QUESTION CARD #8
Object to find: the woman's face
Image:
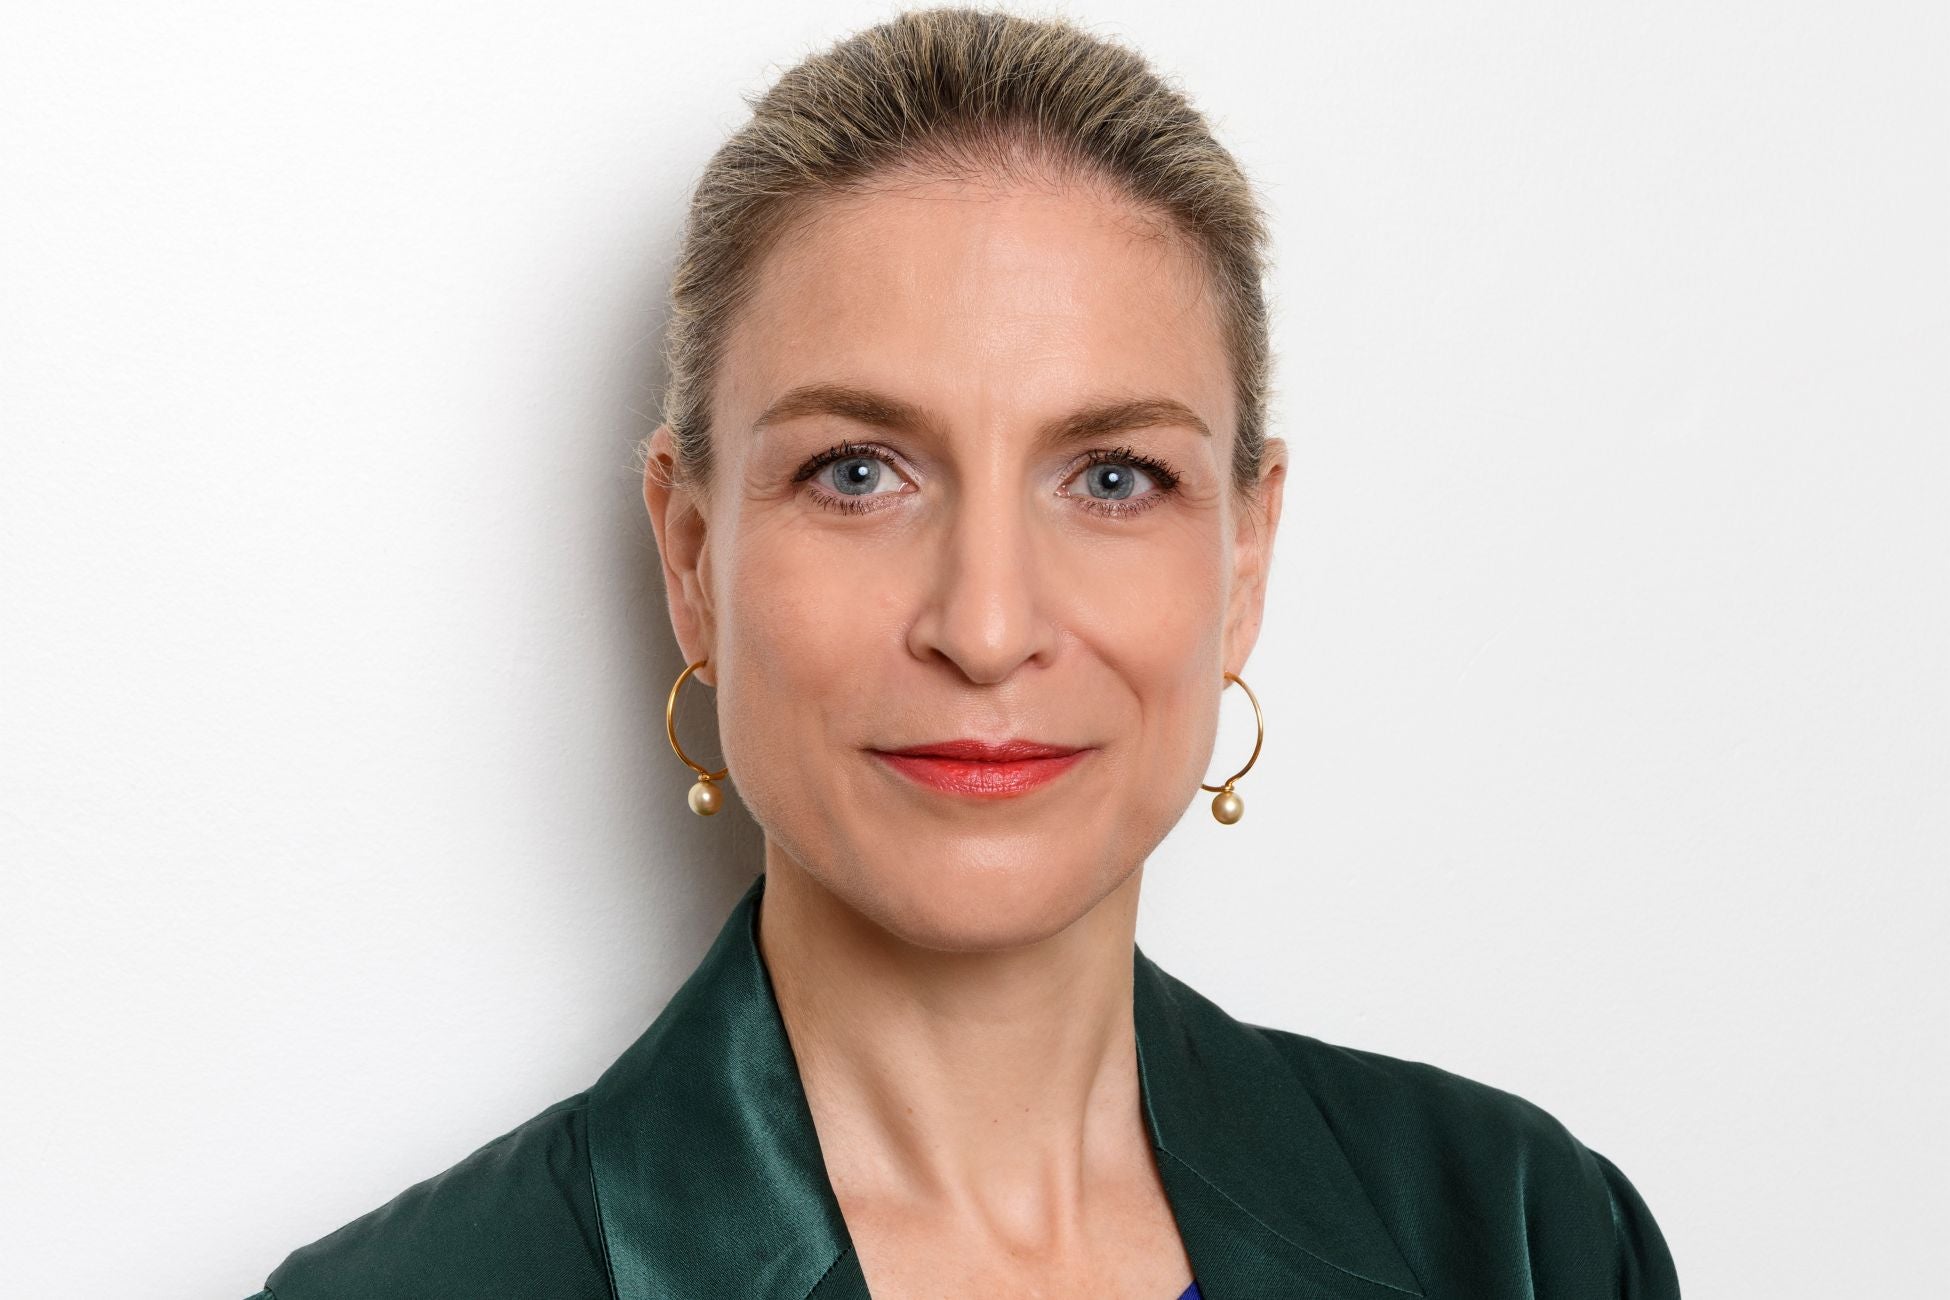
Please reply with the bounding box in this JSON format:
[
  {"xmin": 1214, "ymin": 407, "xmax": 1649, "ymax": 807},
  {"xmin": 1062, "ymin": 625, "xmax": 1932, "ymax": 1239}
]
[{"xmin": 644, "ymin": 171, "xmax": 1286, "ymax": 951}]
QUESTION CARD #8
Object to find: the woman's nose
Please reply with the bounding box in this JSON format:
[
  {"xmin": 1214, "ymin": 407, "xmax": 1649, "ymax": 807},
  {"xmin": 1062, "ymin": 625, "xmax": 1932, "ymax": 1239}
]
[{"xmin": 903, "ymin": 487, "xmax": 1059, "ymax": 686}]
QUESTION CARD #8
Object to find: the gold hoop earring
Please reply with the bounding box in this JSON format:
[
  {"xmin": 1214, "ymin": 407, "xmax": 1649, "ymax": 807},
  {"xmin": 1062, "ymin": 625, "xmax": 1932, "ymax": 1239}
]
[
  {"xmin": 1199, "ymin": 670, "xmax": 1263, "ymax": 824},
  {"xmin": 666, "ymin": 658, "xmax": 730, "ymax": 816}
]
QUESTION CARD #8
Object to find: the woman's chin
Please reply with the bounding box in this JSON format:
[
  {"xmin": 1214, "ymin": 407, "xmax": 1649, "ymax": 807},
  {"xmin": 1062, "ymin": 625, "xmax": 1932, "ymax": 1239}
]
[{"xmin": 846, "ymin": 854, "xmax": 1128, "ymax": 954}]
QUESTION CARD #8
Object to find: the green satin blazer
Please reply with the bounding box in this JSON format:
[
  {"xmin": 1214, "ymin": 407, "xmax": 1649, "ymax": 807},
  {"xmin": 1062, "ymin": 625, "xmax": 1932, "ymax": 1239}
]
[{"xmin": 246, "ymin": 872, "xmax": 1679, "ymax": 1299}]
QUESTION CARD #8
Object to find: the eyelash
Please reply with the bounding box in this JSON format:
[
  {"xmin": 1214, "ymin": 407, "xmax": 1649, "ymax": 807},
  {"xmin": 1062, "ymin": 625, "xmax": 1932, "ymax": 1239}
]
[{"xmin": 792, "ymin": 441, "xmax": 1182, "ymax": 519}]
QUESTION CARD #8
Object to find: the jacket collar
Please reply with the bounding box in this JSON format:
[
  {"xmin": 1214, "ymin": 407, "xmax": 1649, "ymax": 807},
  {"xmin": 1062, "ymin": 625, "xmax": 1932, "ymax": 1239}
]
[{"xmin": 587, "ymin": 873, "xmax": 1424, "ymax": 1299}]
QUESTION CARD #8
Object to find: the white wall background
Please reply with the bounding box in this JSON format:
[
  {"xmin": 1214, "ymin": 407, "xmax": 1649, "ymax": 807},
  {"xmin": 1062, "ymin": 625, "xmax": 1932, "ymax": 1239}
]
[{"xmin": 3, "ymin": 2, "xmax": 1944, "ymax": 1295}]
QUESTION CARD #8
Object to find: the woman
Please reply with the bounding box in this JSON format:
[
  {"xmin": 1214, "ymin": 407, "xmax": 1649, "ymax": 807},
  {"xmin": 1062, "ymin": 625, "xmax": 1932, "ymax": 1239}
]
[{"xmin": 247, "ymin": 8, "xmax": 1678, "ymax": 1298}]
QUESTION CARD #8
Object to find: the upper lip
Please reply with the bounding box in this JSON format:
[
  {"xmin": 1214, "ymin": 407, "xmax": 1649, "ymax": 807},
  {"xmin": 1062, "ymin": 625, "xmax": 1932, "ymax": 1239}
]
[{"xmin": 875, "ymin": 739, "xmax": 1085, "ymax": 761}]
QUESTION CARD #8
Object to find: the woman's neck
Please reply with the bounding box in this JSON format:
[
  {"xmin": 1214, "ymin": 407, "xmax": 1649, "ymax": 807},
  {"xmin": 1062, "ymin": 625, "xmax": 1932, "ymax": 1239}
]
[{"xmin": 755, "ymin": 847, "xmax": 1154, "ymax": 1236}]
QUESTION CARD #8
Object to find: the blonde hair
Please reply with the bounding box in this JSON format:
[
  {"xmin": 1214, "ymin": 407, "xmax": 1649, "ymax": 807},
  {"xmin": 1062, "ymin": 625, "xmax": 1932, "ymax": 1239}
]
[{"xmin": 647, "ymin": 6, "xmax": 1275, "ymax": 501}]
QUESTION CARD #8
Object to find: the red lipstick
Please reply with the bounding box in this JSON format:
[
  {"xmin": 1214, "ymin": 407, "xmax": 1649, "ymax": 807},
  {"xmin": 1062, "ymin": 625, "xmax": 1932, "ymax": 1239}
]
[{"xmin": 870, "ymin": 739, "xmax": 1089, "ymax": 797}]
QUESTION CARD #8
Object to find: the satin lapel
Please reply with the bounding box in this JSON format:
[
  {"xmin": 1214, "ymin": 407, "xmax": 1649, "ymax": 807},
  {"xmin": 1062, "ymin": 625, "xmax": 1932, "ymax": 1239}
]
[
  {"xmin": 1131, "ymin": 947, "xmax": 1426, "ymax": 1299},
  {"xmin": 587, "ymin": 873, "xmax": 1423, "ymax": 1300},
  {"xmin": 587, "ymin": 874, "xmax": 854, "ymax": 1300}
]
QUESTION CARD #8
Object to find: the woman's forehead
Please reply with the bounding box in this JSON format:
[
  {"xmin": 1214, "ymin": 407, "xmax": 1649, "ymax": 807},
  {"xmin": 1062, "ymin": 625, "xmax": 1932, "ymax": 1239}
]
[{"xmin": 718, "ymin": 177, "xmax": 1232, "ymax": 439}]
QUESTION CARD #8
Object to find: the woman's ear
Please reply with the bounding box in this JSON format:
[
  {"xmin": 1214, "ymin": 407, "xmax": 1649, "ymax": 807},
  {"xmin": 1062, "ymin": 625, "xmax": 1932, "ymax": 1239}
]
[
  {"xmin": 1222, "ymin": 434, "xmax": 1289, "ymax": 678},
  {"xmin": 640, "ymin": 424, "xmax": 719, "ymax": 686}
]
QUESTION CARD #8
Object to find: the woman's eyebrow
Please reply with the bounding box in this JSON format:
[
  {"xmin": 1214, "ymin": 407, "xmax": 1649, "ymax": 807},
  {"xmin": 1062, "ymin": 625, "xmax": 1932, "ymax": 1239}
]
[
  {"xmin": 751, "ymin": 381, "xmax": 1211, "ymax": 447},
  {"xmin": 753, "ymin": 382, "xmax": 934, "ymax": 439},
  {"xmin": 1046, "ymin": 395, "xmax": 1212, "ymax": 445}
]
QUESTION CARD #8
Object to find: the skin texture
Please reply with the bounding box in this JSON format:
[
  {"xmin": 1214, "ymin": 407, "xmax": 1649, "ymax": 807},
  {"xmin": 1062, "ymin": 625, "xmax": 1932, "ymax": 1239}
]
[{"xmin": 642, "ymin": 168, "xmax": 1287, "ymax": 1296}]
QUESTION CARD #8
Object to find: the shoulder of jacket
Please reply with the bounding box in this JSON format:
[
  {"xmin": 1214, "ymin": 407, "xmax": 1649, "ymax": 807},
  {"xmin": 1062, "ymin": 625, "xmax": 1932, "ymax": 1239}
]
[
  {"xmin": 1266, "ymin": 1024, "xmax": 1568, "ymax": 1130},
  {"xmin": 1253, "ymin": 1023, "xmax": 1619, "ymax": 1209},
  {"xmin": 261, "ymin": 1090, "xmax": 610, "ymax": 1300},
  {"xmin": 1257, "ymin": 1025, "xmax": 1679, "ymax": 1293}
]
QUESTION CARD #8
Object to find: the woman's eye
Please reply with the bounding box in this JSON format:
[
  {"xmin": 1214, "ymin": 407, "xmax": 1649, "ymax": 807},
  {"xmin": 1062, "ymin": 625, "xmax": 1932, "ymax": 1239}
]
[
  {"xmin": 1060, "ymin": 452, "xmax": 1177, "ymax": 516},
  {"xmin": 817, "ymin": 452, "xmax": 903, "ymax": 498},
  {"xmin": 1067, "ymin": 460, "xmax": 1153, "ymax": 502},
  {"xmin": 795, "ymin": 443, "xmax": 910, "ymax": 514}
]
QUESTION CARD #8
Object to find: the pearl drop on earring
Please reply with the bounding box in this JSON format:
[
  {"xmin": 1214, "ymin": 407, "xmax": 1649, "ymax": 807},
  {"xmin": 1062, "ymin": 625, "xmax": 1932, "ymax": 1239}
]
[
  {"xmin": 1210, "ymin": 781, "xmax": 1244, "ymax": 825},
  {"xmin": 688, "ymin": 776, "xmax": 723, "ymax": 817}
]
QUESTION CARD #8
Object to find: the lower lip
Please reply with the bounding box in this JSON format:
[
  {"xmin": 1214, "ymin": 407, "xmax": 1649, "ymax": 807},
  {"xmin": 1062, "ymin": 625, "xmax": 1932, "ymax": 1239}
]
[{"xmin": 871, "ymin": 750, "xmax": 1089, "ymax": 797}]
